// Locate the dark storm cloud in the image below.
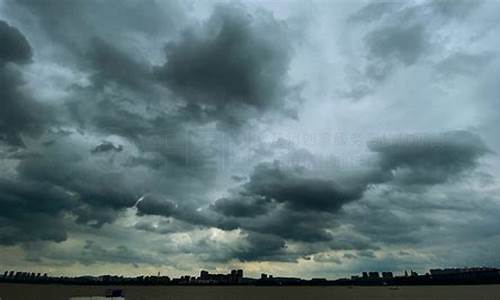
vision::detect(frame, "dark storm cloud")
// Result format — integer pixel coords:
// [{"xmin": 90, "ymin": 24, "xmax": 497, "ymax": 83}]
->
[
  {"xmin": 0, "ymin": 20, "xmax": 32, "ymax": 64},
  {"xmin": 53, "ymin": 3, "xmax": 298, "ymax": 216},
  {"xmin": 0, "ymin": 214, "xmax": 66, "ymax": 245},
  {"xmin": 155, "ymin": 3, "xmax": 294, "ymax": 129},
  {"xmin": 3, "ymin": 124, "xmax": 484, "ymax": 263},
  {"xmin": 0, "ymin": 20, "xmax": 51, "ymax": 147},
  {"xmin": 244, "ymin": 208, "xmax": 337, "ymax": 243},
  {"xmin": 0, "ymin": 178, "xmax": 75, "ymax": 245},
  {"xmin": 2, "ymin": 2, "xmax": 284, "ymax": 247},
  {"xmin": 136, "ymin": 195, "xmax": 178, "ymax": 218},
  {"xmin": 211, "ymin": 195, "xmax": 271, "ymax": 218},
  {"xmin": 16, "ymin": 148, "xmax": 138, "ymax": 227},
  {"xmin": 0, "ymin": 19, "xmax": 141, "ymax": 243},
  {"xmin": 19, "ymin": 158, "xmax": 136, "ymax": 211},
  {"xmin": 332, "ymin": 131, "xmax": 492, "ymax": 250},
  {"xmin": 87, "ymin": 38, "xmax": 154, "ymax": 92},
  {"xmin": 205, "ymin": 160, "xmax": 368, "ymax": 249},
  {"xmin": 91, "ymin": 141, "xmax": 123, "ymax": 154},
  {"xmin": 67, "ymin": 95, "xmax": 218, "ymax": 199},
  {"xmin": 203, "ymin": 157, "xmax": 372, "ymax": 250},
  {"xmin": 0, "ymin": 0, "xmax": 496, "ymax": 273},
  {"xmin": 9, "ymin": 0, "xmax": 184, "ymax": 158},
  {"xmin": 0, "ymin": 65, "xmax": 48, "ymax": 147},
  {"xmin": 369, "ymin": 130, "xmax": 489, "ymax": 186},
  {"xmin": 233, "ymin": 231, "xmax": 288, "ymax": 262},
  {"xmin": 197, "ymin": 130, "xmax": 490, "ymax": 261},
  {"xmin": 244, "ymin": 161, "xmax": 363, "ymax": 212},
  {"xmin": 6, "ymin": 0, "xmax": 182, "ymax": 104}
]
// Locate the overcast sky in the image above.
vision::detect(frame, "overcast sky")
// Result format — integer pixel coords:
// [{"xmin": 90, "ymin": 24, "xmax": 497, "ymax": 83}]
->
[{"xmin": 0, "ymin": 0, "xmax": 499, "ymax": 279}]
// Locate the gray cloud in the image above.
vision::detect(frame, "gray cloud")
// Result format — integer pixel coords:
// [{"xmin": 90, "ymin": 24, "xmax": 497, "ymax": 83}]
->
[
  {"xmin": 0, "ymin": 178, "xmax": 75, "ymax": 245},
  {"xmin": 86, "ymin": 38, "xmax": 154, "ymax": 92},
  {"xmin": 343, "ymin": 0, "xmax": 485, "ymax": 99},
  {"xmin": 244, "ymin": 161, "xmax": 363, "ymax": 212},
  {"xmin": 78, "ymin": 240, "xmax": 165, "ymax": 266},
  {"xmin": 155, "ymin": 3, "xmax": 295, "ymax": 129},
  {"xmin": 365, "ymin": 24, "xmax": 427, "ymax": 66},
  {"xmin": 436, "ymin": 52, "xmax": 495, "ymax": 77},
  {"xmin": 0, "ymin": 20, "xmax": 32, "ymax": 64},
  {"xmin": 91, "ymin": 141, "xmax": 123, "ymax": 154},
  {"xmin": 430, "ymin": 0, "xmax": 482, "ymax": 19},
  {"xmin": 204, "ymin": 159, "xmax": 368, "ymax": 248},
  {"xmin": 9, "ymin": 0, "xmax": 184, "ymax": 58},
  {"xmin": 369, "ymin": 130, "xmax": 489, "ymax": 186},
  {"xmin": 233, "ymin": 231, "xmax": 289, "ymax": 262},
  {"xmin": 211, "ymin": 194, "xmax": 271, "ymax": 218},
  {"xmin": 0, "ymin": 20, "xmax": 50, "ymax": 147},
  {"xmin": 0, "ymin": 0, "xmax": 499, "ymax": 274},
  {"xmin": 349, "ymin": 2, "xmax": 402, "ymax": 23},
  {"xmin": 136, "ymin": 194, "xmax": 178, "ymax": 218},
  {"xmin": 15, "ymin": 141, "xmax": 138, "ymax": 227},
  {"xmin": 199, "ymin": 131, "xmax": 489, "ymax": 260}
]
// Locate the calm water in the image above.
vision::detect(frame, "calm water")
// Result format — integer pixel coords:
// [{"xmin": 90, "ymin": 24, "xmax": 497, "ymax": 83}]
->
[{"xmin": 2, "ymin": 283, "xmax": 500, "ymax": 300}]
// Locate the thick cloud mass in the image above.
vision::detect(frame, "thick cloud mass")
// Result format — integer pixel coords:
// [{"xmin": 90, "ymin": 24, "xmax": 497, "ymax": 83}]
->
[
  {"xmin": 91, "ymin": 141, "xmax": 123, "ymax": 154},
  {"xmin": 209, "ymin": 161, "xmax": 363, "ymax": 244},
  {"xmin": 212, "ymin": 195, "xmax": 270, "ymax": 218},
  {"xmin": 369, "ymin": 131, "xmax": 489, "ymax": 185},
  {"xmin": 156, "ymin": 4, "xmax": 293, "ymax": 128},
  {"xmin": 244, "ymin": 161, "xmax": 362, "ymax": 212},
  {"xmin": 0, "ymin": 0, "xmax": 499, "ymax": 277},
  {"xmin": 87, "ymin": 38, "xmax": 153, "ymax": 92},
  {"xmin": 0, "ymin": 178, "xmax": 72, "ymax": 244},
  {"xmin": 0, "ymin": 20, "xmax": 49, "ymax": 147},
  {"xmin": 136, "ymin": 195, "xmax": 178, "ymax": 218},
  {"xmin": 204, "ymin": 131, "xmax": 489, "ymax": 259},
  {"xmin": 0, "ymin": 20, "xmax": 32, "ymax": 64}
]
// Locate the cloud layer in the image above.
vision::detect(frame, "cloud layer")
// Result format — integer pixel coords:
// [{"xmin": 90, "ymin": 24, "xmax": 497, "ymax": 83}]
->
[{"xmin": 0, "ymin": 0, "xmax": 499, "ymax": 278}]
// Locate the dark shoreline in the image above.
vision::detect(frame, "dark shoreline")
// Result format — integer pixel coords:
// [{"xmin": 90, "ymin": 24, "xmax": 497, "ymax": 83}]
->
[{"xmin": 3, "ymin": 267, "xmax": 500, "ymax": 287}]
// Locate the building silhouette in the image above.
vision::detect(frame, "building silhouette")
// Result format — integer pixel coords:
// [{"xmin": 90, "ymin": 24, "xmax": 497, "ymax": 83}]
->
[{"xmin": 2, "ymin": 267, "xmax": 500, "ymax": 286}]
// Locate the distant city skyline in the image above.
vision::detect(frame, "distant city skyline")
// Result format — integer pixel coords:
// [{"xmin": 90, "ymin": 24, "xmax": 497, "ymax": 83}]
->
[
  {"xmin": 1, "ymin": 0, "xmax": 500, "ymax": 279},
  {"xmin": 3, "ymin": 266, "xmax": 500, "ymax": 286}
]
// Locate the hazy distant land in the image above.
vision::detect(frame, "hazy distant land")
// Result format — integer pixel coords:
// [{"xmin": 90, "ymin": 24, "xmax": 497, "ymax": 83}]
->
[{"xmin": 2, "ymin": 283, "xmax": 500, "ymax": 300}]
